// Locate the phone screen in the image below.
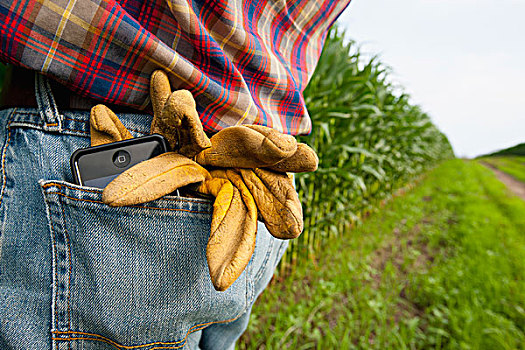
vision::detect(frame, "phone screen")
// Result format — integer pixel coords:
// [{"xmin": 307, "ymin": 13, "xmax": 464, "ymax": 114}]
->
[{"xmin": 71, "ymin": 135, "xmax": 169, "ymax": 188}]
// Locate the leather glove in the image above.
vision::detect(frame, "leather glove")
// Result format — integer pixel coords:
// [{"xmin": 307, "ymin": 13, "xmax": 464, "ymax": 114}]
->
[
  {"xmin": 128, "ymin": 70, "xmax": 318, "ymax": 240},
  {"xmin": 90, "ymin": 104, "xmax": 133, "ymax": 145},
  {"xmin": 196, "ymin": 126, "xmax": 318, "ymax": 173},
  {"xmin": 89, "ymin": 70, "xmax": 319, "ymax": 291},
  {"xmin": 149, "ymin": 70, "xmax": 211, "ymax": 157},
  {"xmin": 90, "ymin": 105, "xmax": 257, "ymax": 291},
  {"xmin": 196, "ymin": 177, "xmax": 257, "ymax": 291},
  {"xmin": 209, "ymin": 168, "xmax": 303, "ymax": 239}
]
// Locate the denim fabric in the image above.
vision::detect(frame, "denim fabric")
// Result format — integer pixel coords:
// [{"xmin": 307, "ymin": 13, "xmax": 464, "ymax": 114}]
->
[{"xmin": 0, "ymin": 74, "xmax": 288, "ymax": 350}]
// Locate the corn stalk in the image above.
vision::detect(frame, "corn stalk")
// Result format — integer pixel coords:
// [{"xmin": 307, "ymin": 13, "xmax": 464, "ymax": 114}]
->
[{"xmin": 280, "ymin": 28, "xmax": 454, "ymax": 272}]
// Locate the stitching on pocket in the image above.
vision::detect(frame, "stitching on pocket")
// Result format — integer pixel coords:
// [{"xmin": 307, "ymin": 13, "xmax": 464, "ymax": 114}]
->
[
  {"xmin": 43, "ymin": 188, "xmax": 60, "ymax": 332},
  {"xmin": 59, "ymin": 203, "xmax": 73, "ymax": 333},
  {"xmin": 42, "ymin": 182, "xmax": 102, "ymax": 194},
  {"xmin": 51, "ymin": 337, "xmax": 187, "ymax": 350},
  {"xmin": 47, "ymin": 192, "xmax": 211, "ymax": 214},
  {"xmin": 57, "ymin": 200, "xmax": 74, "ymax": 350},
  {"xmin": 42, "ymin": 182, "xmax": 212, "ymax": 206},
  {"xmin": 51, "ymin": 312, "xmax": 242, "ymax": 350},
  {"xmin": 43, "ymin": 187, "xmax": 74, "ymax": 335}
]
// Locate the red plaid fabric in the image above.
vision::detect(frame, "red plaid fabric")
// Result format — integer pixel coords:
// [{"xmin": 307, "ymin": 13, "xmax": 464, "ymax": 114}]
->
[{"xmin": 0, "ymin": 0, "xmax": 350, "ymax": 134}]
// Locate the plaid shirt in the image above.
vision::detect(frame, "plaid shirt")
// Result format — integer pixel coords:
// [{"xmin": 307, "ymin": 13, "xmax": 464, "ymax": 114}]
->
[{"xmin": 0, "ymin": 0, "xmax": 350, "ymax": 135}]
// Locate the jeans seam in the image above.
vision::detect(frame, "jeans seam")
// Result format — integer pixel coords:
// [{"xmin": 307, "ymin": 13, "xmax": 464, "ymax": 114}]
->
[
  {"xmin": 0, "ymin": 109, "xmax": 17, "ymax": 209},
  {"xmin": 246, "ymin": 248, "xmax": 251, "ymax": 315},
  {"xmin": 62, "ymin": 115, "xmax": 148, "ymax": 135},
  {"xmin": 251, "ymin": 235, "xmax": 275, "ymax": 300},
  {"xmin": 9, "ymin": 120, "xmax": 90, "ymax": 136},
  {"xmin": 275, "ymin": 239, "xmax": 289, "ymax": 274}
]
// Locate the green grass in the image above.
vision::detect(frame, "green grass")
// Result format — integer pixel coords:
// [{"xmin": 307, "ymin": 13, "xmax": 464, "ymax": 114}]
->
[
  {"xmin": 481, "ymin": 156, "xmax": 525, "ymax": 183},
  {"xmin": 238, "ymin": 159, "xmax": 525, "ymax": 349}
]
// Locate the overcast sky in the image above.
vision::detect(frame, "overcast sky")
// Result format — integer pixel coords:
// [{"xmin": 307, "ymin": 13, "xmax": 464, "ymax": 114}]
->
[{"xmin": 337, "ymin": 0, "xmax": 525, "ymax": 158}]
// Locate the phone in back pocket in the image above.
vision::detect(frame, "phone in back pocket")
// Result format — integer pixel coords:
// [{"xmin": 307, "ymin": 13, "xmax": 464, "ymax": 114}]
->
[{"xmin": 70, "ymin": 134, "xmax": 169, "ymax": 188}]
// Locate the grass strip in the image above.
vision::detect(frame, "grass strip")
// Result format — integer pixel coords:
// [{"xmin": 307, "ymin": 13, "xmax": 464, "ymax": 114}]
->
[
  {"xmin": 238, "ymin": 159, "xmax": 525, "ymax": 349},
  {"xmin": 480, "ymin": 156, "xmax": 525, "ymax": 183}
]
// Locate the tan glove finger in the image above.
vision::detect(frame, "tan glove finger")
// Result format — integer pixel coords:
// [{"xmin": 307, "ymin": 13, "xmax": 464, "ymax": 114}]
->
[
  {"xmin": 102, "ymin": 152, "xmax": 210, "ymax": 206},
  {"xmin": 90, "ymin": 104, "xmax": 133, "ymax": 146},
  {"xmin": 153, "ymin": 89, "xmax": 211, "ymax": 157},
  {"xmin": 239, "ymin": 168, "xmax": 303, "ymax": 239},
  {"xmin": 195, "ymin": 125, "xmax": 297, "ymax": 168},
  {"xmin": 150, "ymin": 70, "xmax": 171, "ymax": 122},
  {"xmin": 266, "ymin": 143, "xmax": 319, "ymax": 173},
  {"xmin": 198, "ymin": 177, "xmax": 257, "ymax": 291},
  {"xmin": 150, "ymin": 70, "xmax": 211, "ymax": 157},
  {"xmin": 210, "ymin": 169, "xmax": 258, "ymax": 218}
]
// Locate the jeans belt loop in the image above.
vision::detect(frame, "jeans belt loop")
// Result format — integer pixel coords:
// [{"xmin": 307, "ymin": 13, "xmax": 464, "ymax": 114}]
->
[{"xmin": 35, "ymin": 72, "xmax": 63, "ymax": 132}]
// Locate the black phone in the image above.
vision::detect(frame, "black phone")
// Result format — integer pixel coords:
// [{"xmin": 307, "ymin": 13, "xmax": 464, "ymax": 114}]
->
[{"xmin": 70, "ymin": 134, "xmax": 169, "ymax": 188}]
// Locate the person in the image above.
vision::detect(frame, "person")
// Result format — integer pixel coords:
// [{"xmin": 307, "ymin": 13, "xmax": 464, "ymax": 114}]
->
[{"xmin": 0, "ymin": 0, "xmax": 351, "ymax": 348}]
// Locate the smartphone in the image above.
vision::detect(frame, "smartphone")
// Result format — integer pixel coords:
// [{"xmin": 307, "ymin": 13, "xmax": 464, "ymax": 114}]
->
[{"xmin": 71, "ymin": 134, "xmax": 169, "ymax": 188}]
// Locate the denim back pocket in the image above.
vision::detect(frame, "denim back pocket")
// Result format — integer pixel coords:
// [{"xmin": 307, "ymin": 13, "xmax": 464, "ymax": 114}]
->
[{"xmin": 40, "ymin": 180, "xmax": 250, "ymax": 350}]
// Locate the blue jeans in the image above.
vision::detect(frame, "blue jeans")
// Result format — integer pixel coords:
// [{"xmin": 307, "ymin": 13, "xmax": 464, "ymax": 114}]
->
[{"xmin": 0, "ymin": 74, "xmax": 287, "ymax": 349}]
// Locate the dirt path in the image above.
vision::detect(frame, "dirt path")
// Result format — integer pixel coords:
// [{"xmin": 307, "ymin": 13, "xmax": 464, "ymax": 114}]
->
[{"xmin": 481, "ymin": 162, "xmax": 525, "ymax": 200}]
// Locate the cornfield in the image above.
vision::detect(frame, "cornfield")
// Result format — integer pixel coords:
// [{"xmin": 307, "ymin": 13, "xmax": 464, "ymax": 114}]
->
[{"xmin": 282, "ymin": 28, "xmax": 454, "ymax": 271}]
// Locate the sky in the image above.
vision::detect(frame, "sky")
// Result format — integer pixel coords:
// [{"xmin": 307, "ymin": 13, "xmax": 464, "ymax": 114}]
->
[{"xmin": 337, "ymin": 0, "xmax": 525, "ymax": 158}]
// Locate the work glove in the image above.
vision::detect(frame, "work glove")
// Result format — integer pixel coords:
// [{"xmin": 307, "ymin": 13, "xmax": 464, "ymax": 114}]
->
[
  {"xmin": 149, "ymin": 70, "xmax": 211, "ymax": 158},
  {"xmin": 90, "ymin": 104, "xmax": 256, "ymax": 291},
  {"xmin": 89, "ymin": 70, "xmax": 318, "ymax": 291}
]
